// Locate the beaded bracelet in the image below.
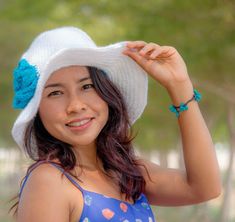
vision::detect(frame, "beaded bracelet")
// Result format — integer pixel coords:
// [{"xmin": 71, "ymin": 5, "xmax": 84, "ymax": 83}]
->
[{"xmin": 169, "ymin": 89, "xmax": 202, "ymax": 117}]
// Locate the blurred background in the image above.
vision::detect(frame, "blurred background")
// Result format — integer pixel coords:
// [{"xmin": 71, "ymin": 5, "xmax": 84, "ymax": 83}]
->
[{"xmin": 0, "ymin": 0, "xmax": 234, "ymax": 221}]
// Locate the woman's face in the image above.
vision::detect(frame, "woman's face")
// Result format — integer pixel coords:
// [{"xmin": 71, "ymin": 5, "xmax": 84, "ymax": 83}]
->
[{"xmin": 39, "ymin": 66, "xmax": 109, "ymax": 149}]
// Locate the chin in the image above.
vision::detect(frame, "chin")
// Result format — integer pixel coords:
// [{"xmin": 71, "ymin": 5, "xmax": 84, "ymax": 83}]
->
[
  {"xmin": 53, "ymin": 130, "xmax": 98, "ymax": 147},
  {"xmin": 70, "ymin": 138, "xmax": 97, "ymax": 148}
]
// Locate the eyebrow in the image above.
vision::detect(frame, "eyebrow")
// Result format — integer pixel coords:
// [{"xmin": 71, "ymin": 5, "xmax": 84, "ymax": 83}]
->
[{"xmin": 44, "ymin": 77, "xmax": 91, "ymax": 89}]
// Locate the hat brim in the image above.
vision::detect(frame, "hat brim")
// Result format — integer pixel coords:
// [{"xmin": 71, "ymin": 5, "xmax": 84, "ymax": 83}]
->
[{"xmin": 12, "ymin": 42, "xmax": 148, "ymax": 152}]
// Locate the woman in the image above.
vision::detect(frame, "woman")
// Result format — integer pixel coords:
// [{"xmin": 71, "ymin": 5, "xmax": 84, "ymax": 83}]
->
[{"xmin": 10, "ymin": 26, "xmax": 221, "ymax": 222}]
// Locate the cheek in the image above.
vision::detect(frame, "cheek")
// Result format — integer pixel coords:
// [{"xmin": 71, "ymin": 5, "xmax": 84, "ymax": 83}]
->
[
  {"xmin": 38, "ymin": 100, "xmax": 62, "ymax": 129},
  {"xmin": 38, "ymin": 105, "xmax": 51, "ymax": 131},
  {"xmin": 90, "ymin": 95, "xmax": 109, "ymax": 119},
  {"xmin": 99, "ymin": 100, "xmax": 109, "ymax": 122}
]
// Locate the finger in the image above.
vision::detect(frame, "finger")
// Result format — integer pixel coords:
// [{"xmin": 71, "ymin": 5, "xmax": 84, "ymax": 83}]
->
[
  {"xmin": 149, "ymin": 48, "xmax": 163, "ymax": 59},
  {"xmin": 126, "ymin": 41, "xmax": 147, "ymax": 49},
  {"xmin": 159, "ymin": 46, "xmax": 177, "ymax": 56},
  {"xmin": 139, "ymin": 43, "xmax": 161, "ymax": 56},
  {"xmin": 149, "ymin": 46, "xmax": 176, "ymax": 59},
  {"xmin": 123, "ymin": 45, "xmax": 156, "ymax": 61},
  {"xmin": 122, "ymin": 49, "xmax": 149, "ymax": 68}
]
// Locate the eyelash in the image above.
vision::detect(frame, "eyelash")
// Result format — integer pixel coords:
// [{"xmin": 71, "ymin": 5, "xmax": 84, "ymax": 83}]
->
[
  {"xmin": 48, "ymin": 91, "xmax": 62, "ymax": 97},
  {"xmin": 82, "ymin": 84, "xmax": 94, "ymax": 90},
  {"xmin": 47, "ymin": 84, "xmax": 94, "ymax": 97}
]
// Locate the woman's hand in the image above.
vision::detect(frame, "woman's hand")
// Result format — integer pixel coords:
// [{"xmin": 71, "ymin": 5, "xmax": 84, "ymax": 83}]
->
[
  {"xmin": 123, "ymin": 42, "xmax": 222, "ymax": 206},
  {"xmin": 122, "ymin": 41, "xmax": 191, "ymax": 90}
]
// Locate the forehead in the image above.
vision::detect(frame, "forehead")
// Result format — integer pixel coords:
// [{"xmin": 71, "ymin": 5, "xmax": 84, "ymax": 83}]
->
[{"xmin": 47, "ymin": 66, "xmax": 90, "ymax": 83}]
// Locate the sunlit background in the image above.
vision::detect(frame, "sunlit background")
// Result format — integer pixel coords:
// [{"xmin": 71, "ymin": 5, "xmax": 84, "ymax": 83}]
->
[{"xmin": 0, "ymin": 0, "xmax": 235, "ymax": 222}]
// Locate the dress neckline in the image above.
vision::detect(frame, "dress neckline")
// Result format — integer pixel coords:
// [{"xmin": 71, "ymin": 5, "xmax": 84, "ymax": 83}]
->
[
  {"xmin": 48, "ymin": 161, "xmax": 143, "ymax": 206},
  {"xmin": 82, "ymin": 188, "xmax": 144, "ymax": 206}
]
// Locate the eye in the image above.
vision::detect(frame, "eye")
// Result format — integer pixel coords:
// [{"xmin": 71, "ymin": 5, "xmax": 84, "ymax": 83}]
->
[
  {"xmin": 48, "ymin": 90, "xmax": 63, "ymax": 97},
  {"xmin": 82, "ymin": 84, "xmax": 94, "ymax": 90}
]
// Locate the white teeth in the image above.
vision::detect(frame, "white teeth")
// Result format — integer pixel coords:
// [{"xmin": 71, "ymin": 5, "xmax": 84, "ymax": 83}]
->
[{"xmin": 67, "ymin": 119, "xmax": 91, "ymax": 127}]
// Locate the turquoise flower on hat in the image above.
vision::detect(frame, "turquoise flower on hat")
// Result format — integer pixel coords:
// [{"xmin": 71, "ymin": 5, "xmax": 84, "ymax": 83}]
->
[{"xmin": 13, "ymin": 59, "xmax": 39, "ymax": 109}]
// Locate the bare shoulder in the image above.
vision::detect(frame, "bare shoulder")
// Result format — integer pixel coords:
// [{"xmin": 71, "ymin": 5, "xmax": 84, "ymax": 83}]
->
[
  {"xmin": 23, "ymin": 162, "xmax": 66, "ymax": 186},
  {"xmin": 17, "ymin": 163, "xmax": 72, "ymax": 222}
]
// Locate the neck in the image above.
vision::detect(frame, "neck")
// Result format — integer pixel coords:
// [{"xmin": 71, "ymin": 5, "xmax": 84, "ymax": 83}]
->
[
  {"xmin": 72, "ymin": 143, "xmax": 103, "ymax": 171},
  {"xmin": 51, "ymin": 142, "xmax": 104, "ymax": 172}
]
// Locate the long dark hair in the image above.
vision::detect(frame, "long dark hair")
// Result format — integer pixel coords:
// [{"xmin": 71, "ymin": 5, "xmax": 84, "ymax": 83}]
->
[{"xmin": 9, "ymin": 66, "xmax": 148, "ymax": 217}]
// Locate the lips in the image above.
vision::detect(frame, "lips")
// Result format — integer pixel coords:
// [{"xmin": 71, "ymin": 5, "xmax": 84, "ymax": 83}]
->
[{"xmin": 66, "ymin": 117, "xmax": 94, "ymax": 127}]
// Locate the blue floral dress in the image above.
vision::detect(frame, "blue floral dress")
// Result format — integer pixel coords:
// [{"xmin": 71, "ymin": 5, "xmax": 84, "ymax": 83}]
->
[{"xmin": 19, "ymin": 161, "xmax": 156, "ymax": 222}]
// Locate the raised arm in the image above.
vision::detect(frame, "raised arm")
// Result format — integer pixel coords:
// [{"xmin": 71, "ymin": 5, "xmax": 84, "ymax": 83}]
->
[{"xmin": 123, "ymin": 41, "xmax": 222, "ymax": 206}]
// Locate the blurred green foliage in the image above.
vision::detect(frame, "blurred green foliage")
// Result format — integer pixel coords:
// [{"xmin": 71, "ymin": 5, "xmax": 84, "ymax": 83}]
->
[
  {"xmin": 1, "ymin": 1, "xmax": 235, "ymax": 222},
  {"xmin": 0, "ymin": 0, "xmax": 234, "ymax": 149}
]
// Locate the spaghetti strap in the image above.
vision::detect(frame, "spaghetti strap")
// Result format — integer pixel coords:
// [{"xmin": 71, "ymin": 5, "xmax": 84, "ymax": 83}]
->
[
  {"xmin": 18, "ymin": 161, "xmax": 156, "ymax": 221},
  {"xmin": 19, "ymin": 172, "xmax": 30, "ymax": 199},
  {"xmin": 19, "ymin": 160, "xmax": 84, "ymax": 199},
  {"xmin": 49, "ymin": 163, "xmax": 84, "ymax": 193}
]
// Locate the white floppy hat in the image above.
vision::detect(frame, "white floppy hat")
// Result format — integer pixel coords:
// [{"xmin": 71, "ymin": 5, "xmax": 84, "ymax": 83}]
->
[{"xmin": 12, "ymin": 26, "xmax": 148, "ymax": 152}]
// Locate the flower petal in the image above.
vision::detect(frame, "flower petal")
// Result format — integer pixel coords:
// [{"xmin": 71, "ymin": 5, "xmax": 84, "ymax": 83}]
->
[{"xmin": 13, "ymin": 59, "xmax": 39, "ymax": 109}]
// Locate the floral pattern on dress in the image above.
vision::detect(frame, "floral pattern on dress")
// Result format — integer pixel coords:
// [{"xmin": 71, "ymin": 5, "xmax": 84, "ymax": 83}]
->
[
  {"xmin": 120, "ymin": 202, "xmax": 128, "ymax": 212},
  {"xmin": 82, "ymin": 218, "xmax": 90, "ymax": 222},
  {"xmin": 141, "ymin": 202, "xmax": 150, "ymax": 210},
  {"xmin": 102, "ymin": 208, "xmax": 115, "ymax": 220},
  {"xmin": 49, "ymin": 163, "xmax": 156, "ymax": 222},
  {"xmin": 81, "ymin": 197, "xmax": 155, "ymax": 222},
  {"xmin": 84, "ymin": 195, "xmax": 92, "ymax": 206}
]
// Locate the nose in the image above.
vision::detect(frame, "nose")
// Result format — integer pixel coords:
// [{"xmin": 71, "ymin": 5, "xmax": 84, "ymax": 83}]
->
[{"xmin": 66, "ymin": 94, "xmax": 87, "ymax": 114}]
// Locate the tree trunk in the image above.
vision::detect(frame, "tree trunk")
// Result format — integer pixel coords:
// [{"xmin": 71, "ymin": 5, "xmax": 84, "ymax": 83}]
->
[{"xmin": 218, "ymin": 103, "xmax": 235, "ymax": 222}]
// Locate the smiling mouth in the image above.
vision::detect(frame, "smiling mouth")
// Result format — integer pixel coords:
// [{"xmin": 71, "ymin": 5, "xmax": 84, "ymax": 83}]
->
[{"xmin": 66, "ymin": 118, "xmax": 94, "ymax": 127}]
